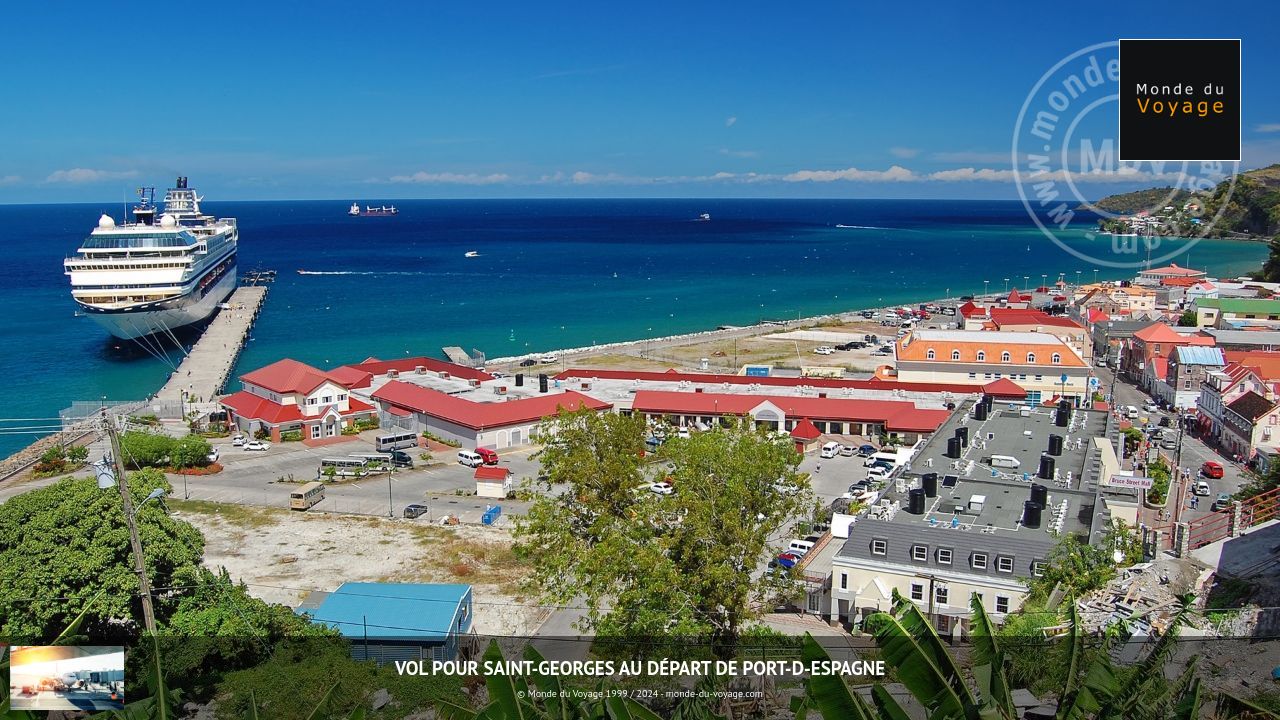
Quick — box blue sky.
[1,1,1277,202]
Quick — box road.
[1095,365,1251,528]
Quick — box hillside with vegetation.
[1085,186,1191,214]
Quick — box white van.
[457,450,485,468]
[865,452,899,468]
[989,455,1021,468]
[820,441,841,459]
[788,538,816,556]
[1125,406,1140,419]
[867,466,890,481]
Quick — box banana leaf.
[866,613,970,719]
[888,603,977,710]
[799,633,876,720]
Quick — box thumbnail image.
[8,646,125,712]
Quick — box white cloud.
[0,175,20,185]
[888,146,921,159]
[784,165,918,183]
[725,116,737,127]
[718,148,759,158]
[1255,123,1280,133]
[45,168,138,184]
[387,171,511,185]
[928,167,1018,181]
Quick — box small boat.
[464,251,480,258]
[695,212,711,221]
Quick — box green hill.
[1086,164,1280,238]
[1086,186,1190,214]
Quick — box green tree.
[170,434,213,469]
[119,430,177,468]
[516,410,812,659]
[0,469,204,641]
[1028,520,1142,602]
[1177,310,1197,327]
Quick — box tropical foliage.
[516,409,812,658]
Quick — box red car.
[1201,461,1224,479]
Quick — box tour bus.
[348,452,394,471]
[319,456,371,477]
[290,482,326,510]
[375,431,419,452]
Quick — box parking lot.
[181,433,543,521]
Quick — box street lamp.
[1003,278,1010,294]
[983,280,990,297]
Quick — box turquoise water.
[0,198,1266,457]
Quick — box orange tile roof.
[896,334,1088,368]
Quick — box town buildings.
[1194,298,1280,329]
[1120,323,1214,385]
[892,330,1093,406]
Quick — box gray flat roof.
[835,397,1113,578]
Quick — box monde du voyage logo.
[1120,38,1241,162]
[1013,39,1242,269]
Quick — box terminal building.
[219,359,377,442]
[824,395,1136,634]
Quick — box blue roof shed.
[298,582,473,663]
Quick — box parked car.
[840,444,857,457]
[207,448,219,464]
[231,435,246,447]
[1211,493,1233,511]
[813,346,835,355]
[519,358,537,367]
[1158,416,1172,427]
[539,354,559,363]
[1124,406,1140,419]
[770,553,800,570]
[649,481,675,495]
[403,503,430,519]
[676,427,691,439]
[1193,481,1212,497]
[476,447,499,465]
[820,441,841,459]
[867,466,890,481]
[1143,402,1159,413]
[858,444,876,456]
[243,440,270,451]
[1201,461,1225,479]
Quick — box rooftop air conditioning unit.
[469,379,481,388]
[415,365,426,374]
[388,369,399,378]
[438,371,450,379]
[495,386,507,395]
[581,382,592,390]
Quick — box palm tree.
[797,592,1279,720]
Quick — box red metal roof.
[1132,323,1215,345]
[789,418,822,440]
[1140,262,1205,277]
[371,381,611,429]
[474,465,512,480]
[220,391,375,425]
[630,390,951,433]
[240,359,350,395]
[344,356,493,383]
[988,308,1084,330]
[220,390,302,424]
[982,378,1027,398]
[551,368,982,395]
[326,365,374,389]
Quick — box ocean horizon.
[0,198,1267,458]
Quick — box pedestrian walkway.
[156,286,268,403]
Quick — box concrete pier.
[442,346,474,366]
[156,286,268,404]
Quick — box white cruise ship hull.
[80,265,238,340]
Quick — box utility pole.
[1172,409,1188,524]
[102,409,158,634]
[387,462,395,518]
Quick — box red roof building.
[630,390,950,441]
[789,418,822,441]
[370,380,612,449]
[341,356,493,384]
[1121,322,1214,382]
[222,358,377,442]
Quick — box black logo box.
[1119,39,1240,162]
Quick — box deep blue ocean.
[0,198,1267,457]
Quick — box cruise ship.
[64,177,238,340]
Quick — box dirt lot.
[172,500,546,636]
